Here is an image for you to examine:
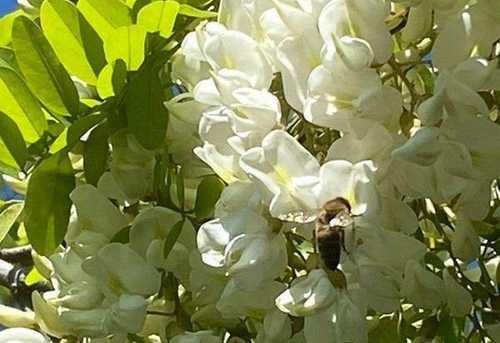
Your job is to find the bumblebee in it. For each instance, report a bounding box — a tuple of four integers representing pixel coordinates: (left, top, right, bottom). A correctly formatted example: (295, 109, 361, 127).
(315, 197, 353, 271)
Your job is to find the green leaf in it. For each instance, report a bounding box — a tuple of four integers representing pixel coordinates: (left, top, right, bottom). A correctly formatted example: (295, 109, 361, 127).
(0, 202, 24, 244)
(25, 267, 47, 286)
(0, 111, 29, 169)
(50, 113, 106, 153)
(0, 67, 47, 142)
(83, 124, 109, 186)
(125, 59, 168, 149)
(0, 10, 23, 47)
(12, 16, 79, 116)
(77, 0, 132, 40)
(368, 318, 400, 343)
(41, 0, 106, 85)
(24, 151, 75, 256)
(111, 226, 131, 244)
(0, 47, 18, 71)
(137, 1, 180, 37)
(194, 175, 225, 219)
(0, 142, 18, 176)
(437, 316, 464, 342)
(96, 59, 127, 99)
(163, 220, 184, 260)
(179, 4, 217, 18)
(104, 25, 147, 71)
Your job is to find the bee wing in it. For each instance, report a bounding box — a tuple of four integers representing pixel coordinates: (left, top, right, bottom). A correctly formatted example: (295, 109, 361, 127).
(329, 210, 354, 228)
(278, 210, 317, 224)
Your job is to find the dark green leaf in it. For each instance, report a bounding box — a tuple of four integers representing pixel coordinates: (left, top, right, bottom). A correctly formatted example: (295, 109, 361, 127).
(175, 167, 185, 210)
(50, 113, 106, 153)
(68, 113, 107, 145)
(0, 111, 29, 169)
(369, 318, 400, 343)
(194, 175, 225, 219)
(437, 316, 464, 343)
(0, 47, 18, 71)
(163, 220, 184, 260)
(111, 226, 131, 244)
(84, 125, 109, 186)
(12, 16, 79, 116)
(125, 60, 168, 149)
(0, 67, 47, 142)
(77, 0, 132, 41)
(0, 143, 18, 176)
(24, 151, 75, 256)
(41, 0, 106, 85)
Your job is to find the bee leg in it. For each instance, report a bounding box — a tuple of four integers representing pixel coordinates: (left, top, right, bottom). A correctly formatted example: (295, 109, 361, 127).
(339, 228, 349, 254)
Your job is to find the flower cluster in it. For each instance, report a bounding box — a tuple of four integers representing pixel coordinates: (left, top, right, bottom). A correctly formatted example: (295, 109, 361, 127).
(2, 0, 500, 342)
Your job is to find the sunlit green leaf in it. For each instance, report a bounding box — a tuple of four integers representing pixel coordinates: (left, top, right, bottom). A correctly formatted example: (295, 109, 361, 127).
(24, 151, 75, 256)
(0, 111, 29, 169)
(96, 59, 127, 99)
(12, 16, 79, 116)
(137, 1, 180, 37)
(0, 10, 23, 47)
(0, 202, 24, 244)
(84, 124, 109, 186)
(104, 25, 147, 71)
(194, 175, 225, 219)
(77, 0, 132, 40)
(0, 67, 47, 142)
(179, 4, 217, 18)
(25, 267, 47, 286)
(41, 0, 106, 85)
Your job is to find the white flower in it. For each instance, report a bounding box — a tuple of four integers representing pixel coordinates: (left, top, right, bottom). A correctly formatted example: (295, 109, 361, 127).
(315, 160, 379, 216)
(203, 30, 273, 89)
(335, 291, 368, 343)
(443, 269, 473, 317)
(240, 130, 320, 218)
(217, 280, 285, 318)
(401, 260, 445, 309)
(451, 212, 480, 263)
(170, 330, 221, 343)
(70, 185, 128, 239)
(318, 0, 392, 66)
(0, 305, 36, 329)
(82, 243, 162, 297)
(275, 269, 336, 317)
(304, 64, 381, 130)
(225, 232, 287, 290)
(0, 328, 49, 343)
(197, 209, 268, 268)
(255, 309, 292, 343)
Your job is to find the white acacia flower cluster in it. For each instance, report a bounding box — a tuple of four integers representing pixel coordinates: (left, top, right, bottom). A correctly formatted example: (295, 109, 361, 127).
(3, 0, 500, 342)
(169, 0, 500, 342)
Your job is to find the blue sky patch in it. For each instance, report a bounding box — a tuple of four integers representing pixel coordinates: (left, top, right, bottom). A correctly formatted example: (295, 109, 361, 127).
(0, 0, 18, 17)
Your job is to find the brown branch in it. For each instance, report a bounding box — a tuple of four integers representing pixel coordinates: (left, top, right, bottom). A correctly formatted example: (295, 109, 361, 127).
(0, 259, 52, 295)
(0, 245, 33, 265)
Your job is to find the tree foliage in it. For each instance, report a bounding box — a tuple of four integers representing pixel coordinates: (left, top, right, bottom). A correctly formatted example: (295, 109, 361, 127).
(0, 0, 499, 342)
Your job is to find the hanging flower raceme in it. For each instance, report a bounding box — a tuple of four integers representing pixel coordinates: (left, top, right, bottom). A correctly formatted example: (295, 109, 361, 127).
(12, 0, 500, 341)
